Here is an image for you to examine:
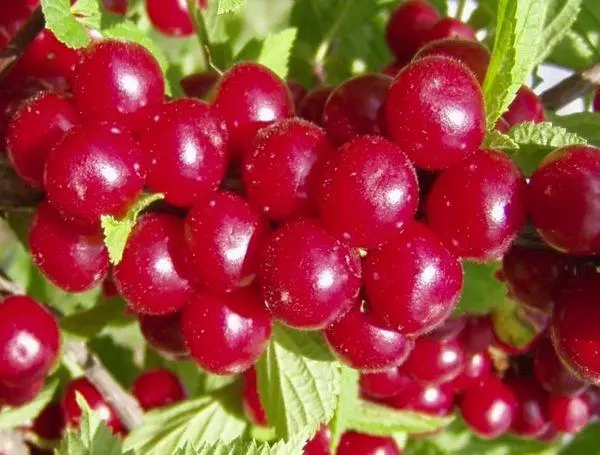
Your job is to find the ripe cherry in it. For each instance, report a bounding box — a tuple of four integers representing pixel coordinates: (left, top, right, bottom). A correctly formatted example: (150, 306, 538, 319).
(138, 312, 189, 358)
(528, 145, 600, 255)
(185, 191, 269, 292)
(243, 118, 335, 221)
(502, 86, 544, 128)
(73, 40, 165, 131)
(424, 317, 466, 342)
(131, 368, 186, 410)
(303, 426, 331, 455)
(179, 71, 219, 99)
(386, 56, 485, 170)
(534, 337, 588, 397)
(318, 136, 418, 249)
(45, 122, 145, 225)
(181, 289, 272, 375)
(426, 149, 527, 261)
(360, 366, 411, 399)
(0, 296, 60, 386)
(506, 376, 550, 437)
(287, 80, 307, 109)
(115, 213, 195, 315)
(258, 218, 361, 330)
(242, 366, 268, 426)
(594, 89, 600, 112)
(298, 86, 335, 125)
(103, 0, 128, 14)
(459, 316, 494, 354)
(29, 201, 110, 292)
(451, 350, 492, 393)
(337, 431, 400, 455)
(384, 379, 455, 417)
(146, 0, 193, 36)
(30, 402, 65, 441)
(548, 394, 590, 434)
(363, 222, 463, 337)
(402, 337, 465, 385)
(324, 303, 414, 372)
(422, 18, 477, 44)
(0, 379, 45, 407)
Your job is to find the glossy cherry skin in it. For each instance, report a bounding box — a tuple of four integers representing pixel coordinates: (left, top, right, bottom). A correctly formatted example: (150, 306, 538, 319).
(318, 136, 419, 249)
(138, 312, 189, 358)
(29, 201, 110, 292)
(185, 191, 269, 292)
(384, 379, 455, 417)
(385, 0, 440, 62)
(179, 71, 219, 99)
(322, 74, 391, 145)
(303, 426, 331, 455)
(103, 0, 128, 14)
(181, 289, 272, 375)
(243, 118, 335, 221)
(403, 337, 465, 385)
(360, 366, 410, 400)
(325, 303, 414, 372)
(212, 62, 294, 162)
(138, 98, 228, 207)
(426, 149, 527, 261)
(424, 317, 466, 341)
(506, 376, 550, 437)
(73, 40, 165, 131)
(131, 368, 186, 410)
(459, 316, 494, 354)
(502, 86, 545, 128)
(386, 56, 485, 170)
(363, 222, 463, 337)
(0, 296, 60, 386)
(422, 18, 477, 44)
(594, 89, 600, 112)
(7, 92, 78, 189)
(534, 337, 588, 397)
(528, 145, 600, 255)
(337, 431, 400, 455)
(115, 213, 195, 315)
(45, 122, 145, 225)
(61, 378, 125, 435)
(298, 86, 335, 126)
(31, 402, 65, 441)
(451, 350, 492, 393)
(242, 366, 268, 426)
(287, 80, 307, 109)
(548, 394, 590, 434)
(0, 378, 44, 407)
(414, 39, 491, 85)
(459, 377, 517, 439)
(146, 0, 193, 36)
(258, 218, 362, 330)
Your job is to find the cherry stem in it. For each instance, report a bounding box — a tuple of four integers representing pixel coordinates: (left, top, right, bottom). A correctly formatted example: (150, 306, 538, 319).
(0, 429, 28, 455)
(541, 61, 600, 111)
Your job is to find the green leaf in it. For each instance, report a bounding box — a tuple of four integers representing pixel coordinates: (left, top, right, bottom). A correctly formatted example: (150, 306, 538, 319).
(0, 379, 58, 429)
(194, 430, 310, 455)
(329, 366, 359, 450)
(60, 297, 125, 341)
(483, 0, 548, 129)
(257, 28, 298, 79)
(482, 130, 520, 150)
(536, 0, 583, 62)
(551, 113, 600, 146)
(89, 332, 142, 387)
(41, 0, 98, 48)
(455, 262, 506, 316)
(347, 400, 453, 436)
(561, 423, 600, 454)
(218, 0, 246, 14)
(101, 193, 164, 265)
(491, 296, 546, 349)
(255, 325, 340, 440)
(123, 383, 247, 454)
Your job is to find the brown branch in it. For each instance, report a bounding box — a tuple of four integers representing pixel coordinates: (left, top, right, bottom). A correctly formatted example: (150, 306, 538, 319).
(0, 153, 42, 210)
(0, 429, 28, 455)
(541, 62, 600, 111)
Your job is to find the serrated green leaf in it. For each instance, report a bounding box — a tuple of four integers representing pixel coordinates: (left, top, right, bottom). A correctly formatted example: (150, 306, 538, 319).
(41, 0, 96, 48)
(256, 326, 340, 440)
(536, 0, 583, 63)
(257, 28, 297, 79)
(455, 262, 506, 316)
(195, 429, 310, 455)
(483, 0, 548, 129)
(123, 383, 247, 454)
(60, 296, 125, 341)
(0, 379, 58, 429)
(482, 131, 520, 150)
(561, 423, 600, 454)
(329, 366, 358, 450)
(491, 296, 546, 349)
(101, 193, 164, 265)
(551, 113, 600, 146)
(218, 0, 246, 14)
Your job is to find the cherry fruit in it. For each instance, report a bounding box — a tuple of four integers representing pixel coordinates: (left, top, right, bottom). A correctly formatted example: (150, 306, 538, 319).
(146, 0, 193, 36)
(131, 368, 186, 410)
(422, 18, 477, 44)
(242, 366, 268, 426)
(506, 376, 550, 438)
(138, 312, 189, 358)
(337, 431, 400, 455)
(385, 379, 455, 417)
(298, 86, 335, 125)
(502, 86, 544, 128)
(548, 394, 590, 434)
(360, 366, 410, 400)
(403, 337, 465, 385)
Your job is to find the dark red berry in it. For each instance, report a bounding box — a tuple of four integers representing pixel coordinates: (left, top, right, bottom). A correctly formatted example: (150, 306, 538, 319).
(29, 201, 109, 292)
(287, 80, 307, 110)
(528, 145, 600, 255)
(73, 40, 165, 131)
(138, 312, 189, 358)
(212, 62, 294, 162)
(146, 0, 193, 36)
(548, 394, 590, 434)
(460, 316, 494, 353)
(318, 136, 418, 249)
(242, 366, 268, 426)
(324, 304, 414, 372)
(506, 376, 550, 437)
(258, 218, 361, 330)
(594, 89, 600, 112)
(535, 337, 589, 397)
(426, 149, 527, 260)
(181, 289, 272, 375)
(360, 366, 410, 399)
(384, 378, 455, 417)
(243, 118, 334, 221)
(115, 213, 194, 315)
(403, 337, 465, 385)
(30, 402, 65, 440)
(363, 222, 463, 337)
(502, 86, 544, 128)
(337, 431, 400, 455)
(185, 191, 269, 292)
(103, 0, 128, 14)
(0, 378, 44, 407)
(131, 368, 186, 410)
(382, 61, 405, 77)
(303, 426, 331, 455)
(0, 296, 60, 386)
(138, 98, 228, 207)
(451, 350, 492, 393)
(424, 317, 466, 342)
(386, 56, 485, 170)
(179, 71, 219, 99)
(298, 86, 335, 126)
(423, 18, 477, 44)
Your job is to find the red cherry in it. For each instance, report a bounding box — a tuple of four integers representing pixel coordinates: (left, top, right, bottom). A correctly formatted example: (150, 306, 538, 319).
(212, 62, 294, 162)
(337, 431, 400, 455)
(424, 317, 466, 342)
(303, 426, 331, 455)
(138, 99, 228, 207)
(360, 366, 411, 400)
(382, 61, 406, 77)
(30, 402, 65, 441)
(242, 366, 268, 426)
(185, 191, 269, 292)
(385, 0, 440, 62)
(181, 289, 272, 375)
(426, 149, 527, 261)
(324, 304, 414, 372)
(451, 350, 492, 393)
(146, 0, 193, 36)
(179, 71, 219, 99)
(502, 86, 544, 128)
(0, 296, 60, 386)
(0, 378, 45, 407)
(29, 201, 109, 292)
(103, 0, 128, 14)
(384, 379, 455, 417)
(73, 40, 165, 131)
(259, 219, 361, 331)
(61, 378, 125, 435)
(298, 86, 335, 126)
(548, 394, 590, 434)
(535, 337, 589, 397)
(594, 89, 600, 112)
(386, 56, 485, 170)
(460, 316, 494, 354)
(131, 368, 186, 410)
(363, 222, 463, 337)
(243, 118, 335, 221)
(287, 80, 307, 110)
(506, 376, 550, 437)
(115, 213, 195, 315)
(317, 136, 418, 249)
(528, 145, 600, 255)
(45, 122, 145, 225)
(138, 312, 189, 358)
(422, 18, 477, 44)
(403, 337, 465, 385)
